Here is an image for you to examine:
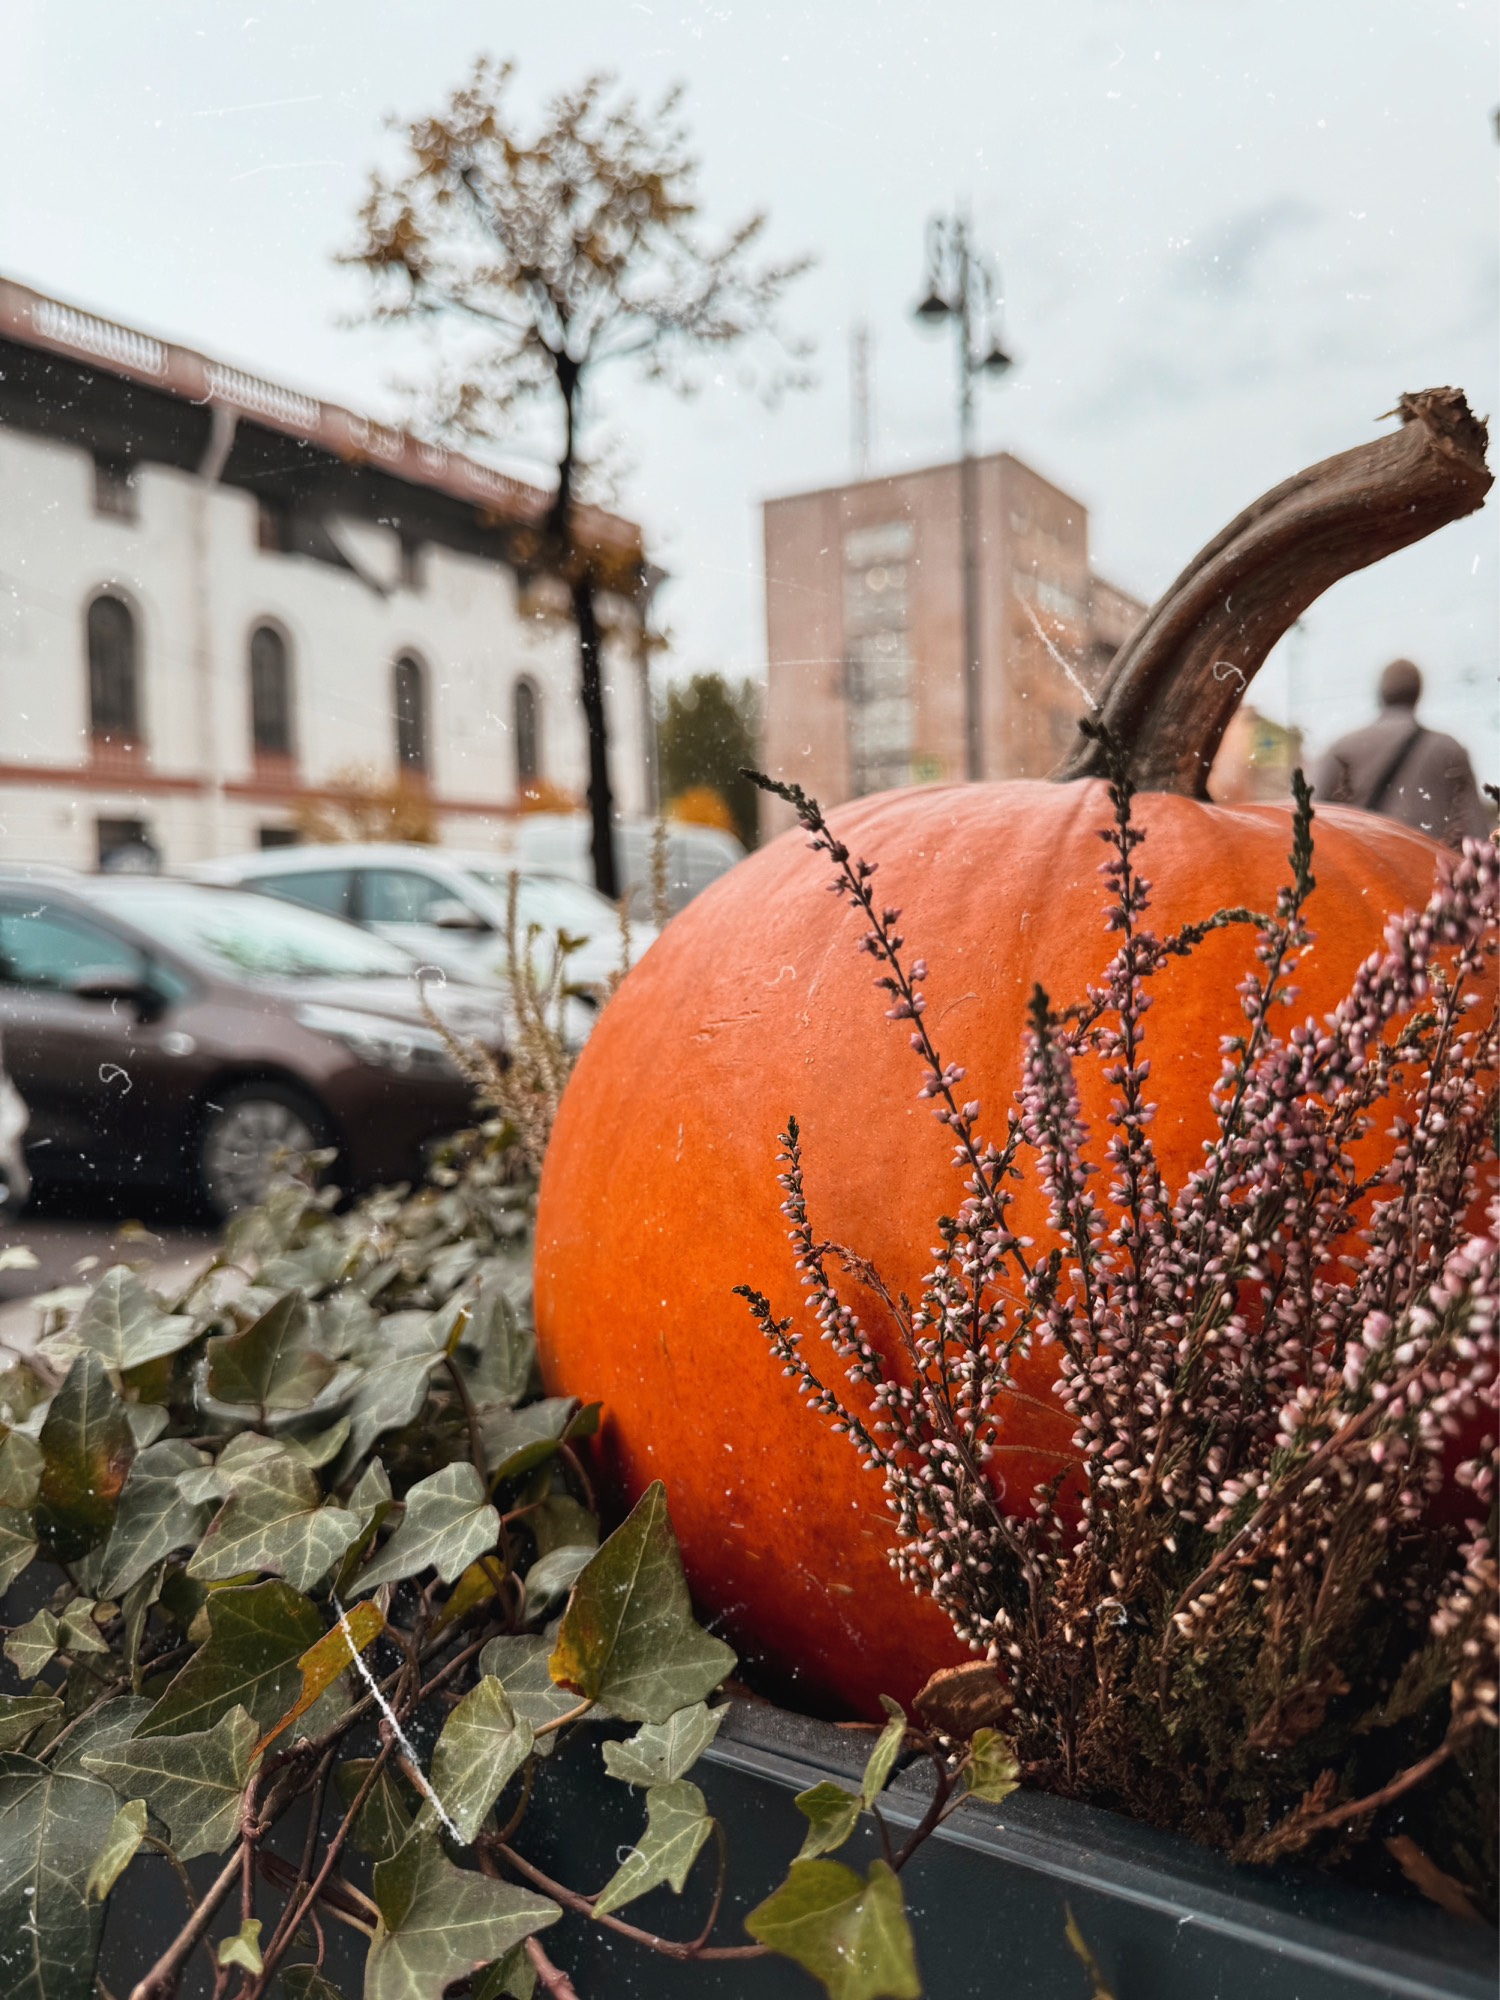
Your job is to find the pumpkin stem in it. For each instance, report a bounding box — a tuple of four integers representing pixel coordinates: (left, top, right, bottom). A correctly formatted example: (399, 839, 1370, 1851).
(1058, 388, 1492, 795)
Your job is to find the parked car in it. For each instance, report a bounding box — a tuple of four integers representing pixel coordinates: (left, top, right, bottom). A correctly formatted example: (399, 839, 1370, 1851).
(186, 845, 651, 1022)
(511, 813, 745, 917)
(0, 869, 506, 1216)
(0, 1028, 29, 1213)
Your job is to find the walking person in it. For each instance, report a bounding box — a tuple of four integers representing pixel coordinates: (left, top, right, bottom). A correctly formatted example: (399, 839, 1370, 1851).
(1312, 658, 1491, 848)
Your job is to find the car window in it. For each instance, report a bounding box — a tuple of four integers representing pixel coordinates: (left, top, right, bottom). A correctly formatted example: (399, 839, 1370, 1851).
(247, 868, 353, 918)
(92, 884, 416, 981)
(0, 902, 146, 991)
(358, 868, 461, 925)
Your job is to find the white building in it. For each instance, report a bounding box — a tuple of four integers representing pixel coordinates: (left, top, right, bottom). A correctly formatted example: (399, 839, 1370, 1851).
(0, 276, 654, 869)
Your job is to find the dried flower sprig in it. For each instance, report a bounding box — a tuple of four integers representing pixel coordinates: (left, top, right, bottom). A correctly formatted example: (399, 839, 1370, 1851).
(741, 765, 1498, 1890)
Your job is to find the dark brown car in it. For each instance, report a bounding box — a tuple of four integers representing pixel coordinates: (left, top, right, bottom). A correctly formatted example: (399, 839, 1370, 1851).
(0, 869, 505, 1216)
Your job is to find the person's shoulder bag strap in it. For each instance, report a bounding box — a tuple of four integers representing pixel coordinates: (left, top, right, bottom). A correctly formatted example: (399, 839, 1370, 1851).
(1363, 720, 1427, 813)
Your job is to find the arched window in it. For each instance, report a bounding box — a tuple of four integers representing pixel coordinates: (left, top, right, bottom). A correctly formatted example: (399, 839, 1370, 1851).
(393, 653, 427, 773)
(249, 624, 294, 759)
(514, 677, 540, 786)
(87, 594, 139, 743)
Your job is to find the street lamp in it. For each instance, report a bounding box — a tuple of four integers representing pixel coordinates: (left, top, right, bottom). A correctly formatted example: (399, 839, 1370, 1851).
(913, 211, 1014, 782)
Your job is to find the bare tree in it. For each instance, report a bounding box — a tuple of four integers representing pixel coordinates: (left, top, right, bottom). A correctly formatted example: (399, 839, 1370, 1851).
(344, 57, 811, 897)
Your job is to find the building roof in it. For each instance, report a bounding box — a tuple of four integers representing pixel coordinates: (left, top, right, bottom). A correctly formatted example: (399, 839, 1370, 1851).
(0, 274, 640, 558)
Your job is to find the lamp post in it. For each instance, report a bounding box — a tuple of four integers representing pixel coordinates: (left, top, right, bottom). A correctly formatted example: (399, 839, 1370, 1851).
(913, 211, 1013, 782)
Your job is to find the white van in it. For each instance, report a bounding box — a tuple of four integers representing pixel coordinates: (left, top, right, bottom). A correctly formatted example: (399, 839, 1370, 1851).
(511, 815, 745, 917)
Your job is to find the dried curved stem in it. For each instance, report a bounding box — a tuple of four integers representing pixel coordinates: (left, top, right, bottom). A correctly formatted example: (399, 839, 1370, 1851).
(1059, 388, 1492, 794)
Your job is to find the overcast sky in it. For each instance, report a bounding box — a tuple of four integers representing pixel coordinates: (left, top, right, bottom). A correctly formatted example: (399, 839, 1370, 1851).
(2, 0, 1495, 764)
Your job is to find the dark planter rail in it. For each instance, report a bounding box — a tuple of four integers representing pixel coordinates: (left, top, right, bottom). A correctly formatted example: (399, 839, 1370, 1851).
(83, 1694, 1497, 2000)
(519, 1701, 1499, 2000)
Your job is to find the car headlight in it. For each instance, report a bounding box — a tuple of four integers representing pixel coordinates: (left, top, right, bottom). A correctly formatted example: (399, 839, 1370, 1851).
(295, 1003, 456, 1077)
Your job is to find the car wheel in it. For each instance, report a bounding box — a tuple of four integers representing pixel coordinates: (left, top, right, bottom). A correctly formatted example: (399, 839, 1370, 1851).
(196, 1081, 331, 1220)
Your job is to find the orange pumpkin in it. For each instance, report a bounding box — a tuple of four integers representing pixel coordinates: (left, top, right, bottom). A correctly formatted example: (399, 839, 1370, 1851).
(535, 391, 1493, 1718)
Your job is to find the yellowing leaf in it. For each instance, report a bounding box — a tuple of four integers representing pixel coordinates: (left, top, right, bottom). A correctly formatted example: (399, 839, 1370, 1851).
(255, 1599, 384, 1757)
(745, 1858, 920, 2000)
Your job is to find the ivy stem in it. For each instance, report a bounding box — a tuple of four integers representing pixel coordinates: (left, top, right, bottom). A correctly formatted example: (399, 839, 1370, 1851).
(491, 1841, 768, 1962)
(128, 1843, 245, 2000)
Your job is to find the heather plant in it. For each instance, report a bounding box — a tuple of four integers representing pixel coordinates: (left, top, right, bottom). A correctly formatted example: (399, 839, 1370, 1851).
(740, 753, 1498, 1908)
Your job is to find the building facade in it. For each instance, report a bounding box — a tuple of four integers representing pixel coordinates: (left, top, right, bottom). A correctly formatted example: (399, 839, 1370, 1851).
(761, 453, 1147, 836)
(0, 277, 653, 869)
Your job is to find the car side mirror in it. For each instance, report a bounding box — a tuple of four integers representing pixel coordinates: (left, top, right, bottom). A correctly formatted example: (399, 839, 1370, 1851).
(429, 899, 491, 934)
(66, 968, 161, 1017)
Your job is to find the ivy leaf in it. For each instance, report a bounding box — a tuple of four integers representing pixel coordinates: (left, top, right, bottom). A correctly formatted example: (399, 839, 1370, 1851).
(602, 1703, 726, 1787)
(745, 1859, 921, 2000)
(35, 1350, 135, 1563)
(425, 1675, 534, 1844)
(340, 1326, 448, 1467)
(5, 1609, 59, 1680)
(0, 1694, 63, 1755)
(50, 1698, 152, 1776)
(98, 1440, 212, 1598)
(281, 1966, 347, 2000)
(367, 1832, 559, 2000)
(964, 1728, 1021, 1805)
(203, 1291, 337, 1413)
(0, 1507, 37, 1595)
(473, 1946, 535, 2000)
(85, 1798, 148, 1901)
(0, 1755, 119, 2000)
(257, 1599, 384, 1757)
(123, 1404, 170, 1449)
(524, 1544, 593, 1612)
(481, 1399, 576, 1483)
(65, 1266, 198, 1373)
(860, 1699, 908, 1809)
(0, 1427, 43, 1507)
(358, 1464, 499, 1590)
(478, 1634, 581, 1752)
(549, 1482, 735, 1723)
(336, 1760, 413, 1864)
(592, 1780, 713, 1917)
(217, 1918, 264, 1974)
(188, 1445, 360, 1592)
(529, 1494, 599, 1560)
(793, 1781, 862, 1861)
(83, 1703, 256, 1859)
(135, 1579, 323, 1739)
(57, 1601, 110, 1658)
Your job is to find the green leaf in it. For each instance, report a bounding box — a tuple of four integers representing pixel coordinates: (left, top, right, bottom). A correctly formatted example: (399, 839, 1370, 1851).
(123, 1404, 170, 1449)
(335, 1760, 413, 1864)
(340, 1329, 447, 1467)
(218, 1918, 264, 1974)
(473, 1946, 535, 2000)
(281, 1966, 347, 2000)
(5, 1610, 59, 1680)
(592, 1780, 713, 1917)
(57, 1600, 110, 1658)
(529, 1493, 599, 1560)
(98, 1439, 213, 1598)
(964, 1727, 1021, 1804)
(204, 1291, 336, 1413)
(745, 1859, 921, 2000)
(0, 1755, 119, 2000)
(135, 1579, 323, 1739)
(82, 1704, 256, 1859)
(426, 1675, 534, 1844)
(602, 1703, 726, 1787)
(358, 1464, 499, 1590)
(65, 1266, 198, 1373)
(35, 1350, 134, 1563)
(478, 1634, 581, 1752)
(0, 1507, 37, 1595)
(481, 1399, 576, 1483)
(85, 1798, 148, 1901)
(282, 1968, 346, 2000)
(0, 1695, 63, 1755)
(0, 1427, 43, 1507)
(367, 1832, 559, 2000)
(50, 1698, 152, 1776)
(860, 1699, 907, 1809)
(524, 1544, 593, 1612)
(793, 1781, 862, 1861)
(549, 1482, 735, 1723)
(188, 1443, 359, 1592)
